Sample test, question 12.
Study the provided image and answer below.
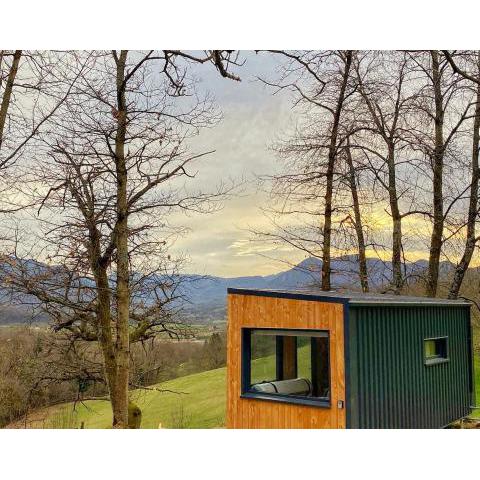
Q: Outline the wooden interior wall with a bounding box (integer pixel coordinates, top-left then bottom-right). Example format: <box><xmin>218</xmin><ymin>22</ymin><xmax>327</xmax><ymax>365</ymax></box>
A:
<box><xmin>226</xmin><ymin>293</ymin><xmax>346</xmax><ymax>429</ymax></box>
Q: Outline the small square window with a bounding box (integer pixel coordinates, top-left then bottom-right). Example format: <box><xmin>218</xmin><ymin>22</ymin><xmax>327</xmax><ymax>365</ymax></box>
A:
<box><xmin>424</xmin><ymin>337</ymin><xmax>448</xmax><ymax>365</ymax></box>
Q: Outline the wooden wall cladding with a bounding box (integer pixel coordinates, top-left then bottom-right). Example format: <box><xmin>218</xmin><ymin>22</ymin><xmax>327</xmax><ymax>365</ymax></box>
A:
<box><xmin>226</xmin><ymin>293</ymin><xmax>346</xmax><ymax>429</ymax></box>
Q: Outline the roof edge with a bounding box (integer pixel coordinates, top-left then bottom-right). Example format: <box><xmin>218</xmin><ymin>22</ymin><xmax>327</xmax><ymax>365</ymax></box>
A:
<box><xmin>227</xmin><ymin>288</ymin><xmax>348</xmax><ymax>304</ymax></box>
<box><xmin>227</xmin><ymin>287</ymin><xmax>471</xmax><ymax>307</ymax></box>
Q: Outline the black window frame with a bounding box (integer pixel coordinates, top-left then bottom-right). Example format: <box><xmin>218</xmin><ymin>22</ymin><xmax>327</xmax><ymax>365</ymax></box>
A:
<box><xmin>241</xmin><ymin>327</ymin><xmax>331</xmax><ymax>408</ymax></box>
<box><xmin>424</xmin><ymin>336</ymin><xmax>449</xmax><ymax>366</ymax></box>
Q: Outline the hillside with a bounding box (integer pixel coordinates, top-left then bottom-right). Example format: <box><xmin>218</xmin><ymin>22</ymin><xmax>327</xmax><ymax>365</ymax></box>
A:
<box><xmin>13</xmin><ymin>367</ymin><xmax>227</xmax><ymax>429</ymax></box>
<box><xmin>12</xmin><ymin>349</ymin><xmax>304</xmax><ymax>428</ymax></box>
<box><xmin>11</xmin><ymin>353</ymin><xmax>479</xmax><ymax>428</ymax></box>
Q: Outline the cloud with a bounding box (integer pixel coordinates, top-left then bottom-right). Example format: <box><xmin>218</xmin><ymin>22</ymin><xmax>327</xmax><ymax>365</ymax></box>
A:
<box><xmin>167</xmin><ymin>53</ymin><xmax>299</xmax><ymax>276</ymax></box>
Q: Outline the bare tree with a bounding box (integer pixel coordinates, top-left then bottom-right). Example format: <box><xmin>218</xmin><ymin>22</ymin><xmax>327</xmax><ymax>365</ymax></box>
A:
<box><xmin>1</xmin><ymin>50</ymin><xmax>237</xmax><ymax>428</ymax></box>
<box><xmin>352</xmin><ymin>51</ymin><xmax>420</xmax><ymax>293</ymax></box>
<box><xmin>0</xmin><ymin>50</ymin><xmax>27</xmax><ymax>216</ymax></box>
<box><xmin>447</xmin><ymin>52</ymin><xmax>480</xmax><ymax>298</ymax></box>
<box><xmin>427</xmin><ymin>51</ymin><xmax>447</xmax><ymax>297</ymax></box>
<box><xmin>406</xmin><ymin>51</ymin><xmax>474</xmax><ymax>297</ymax></box>
<box><xmin>257</xmin><ymin>50</ymin><xmax>355</xmax><ymax>290</ymax></box>
<box><xmin>256</xmin><ymin>50</ymin><xmax>480</xmax><ymax>298</ymax></box>
<box><xmin>0</xmin><ymin>51</ymin><xmax>82</xmax><ymax>217</ymax></box>
<box><xmin>0</xmin><ymin>50</ymin><xmax>22</xmax><ymax>152</ymax></box>
<box><xmin>344</xmin><ymin>137</ymin><xmax>369</xmax><ymax>292</ymax></box>
<box><xmin>318</xmin><ymin>51</ymin><xmax>353</xmax><ymax>290</ymax></box>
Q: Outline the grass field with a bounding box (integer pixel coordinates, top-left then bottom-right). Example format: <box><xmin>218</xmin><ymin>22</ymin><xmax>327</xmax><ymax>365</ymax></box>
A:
<box><xmin>14</xmin><ymin>352</ymin><xmax>480</xmax><ymax>428</ymax></box>
<box><xmin>472</xmin><ymin>355</ymin><xmax>480</xmax><ymax>418</ymax></box>
<box><xmin>19</xmin><ymin>349</ymin><xmax>292</xmax><ymax>428</ymax></box>
<box><xmin>19</xmin><ymin>367</ymin><xmax>227</xmax><ymax>429</ymax></box>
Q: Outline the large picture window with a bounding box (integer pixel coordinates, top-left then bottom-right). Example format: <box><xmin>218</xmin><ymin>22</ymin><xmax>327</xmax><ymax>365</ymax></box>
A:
<box><xmin>242</xmin><ymin>328</ymin><xmax>330</xmax><ymax>406</ymax></box>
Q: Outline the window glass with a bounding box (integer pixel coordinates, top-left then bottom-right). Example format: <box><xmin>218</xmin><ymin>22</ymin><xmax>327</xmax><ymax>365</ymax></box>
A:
<box><xmin>425</xmin><ymin>339</ymin><xmax>438</xmax><ymax>358</ymax></box>
<box><xmin>250</xmin><ymin>332</ymin><xmax>276</xmax><ymax>384</ymax></box>
<box><xmin>297</xmin><ymin>336</ymin><xmax>312</xmax><ymax>381</ymax></box>
<box><xmin>245</xmin><ymin>329</ymin><xmax>330</xmax><ymax>401</ymax></box>
<box><xmin>424</xmin><ymin>337</ymin><xmax>448</xmax><ymax>364</ymax></box>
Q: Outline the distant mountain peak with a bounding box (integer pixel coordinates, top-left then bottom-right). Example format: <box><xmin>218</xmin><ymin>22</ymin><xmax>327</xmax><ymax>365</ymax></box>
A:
<box><xmin>295</xmin><ymin>257</ymin><xmax>322</xmax><ymax>271</ymax></box>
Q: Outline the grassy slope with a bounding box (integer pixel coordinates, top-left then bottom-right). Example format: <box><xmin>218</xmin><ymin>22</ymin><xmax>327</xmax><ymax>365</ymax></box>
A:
<box><xmin>25</xmin><ymin>350</ymin><xmax>291</xmax><ymax>429</ymax></box>
<box><xmin>19</xmin><ymin>352</ymin><xmax>480</xmax><ymax>428</ymax></box>
<box><xmin>27</xmin><ymin>367</ymin><xmax>227</xmax><ymax>429</ymax></box>
<box><xmin>472</xmin><ymin>355</ymin><xmax>480</xmax><ymax>418</ymax></box>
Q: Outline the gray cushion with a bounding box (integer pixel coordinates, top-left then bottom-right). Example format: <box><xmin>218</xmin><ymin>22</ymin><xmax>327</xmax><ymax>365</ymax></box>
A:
<box><xmin>251</xmin><ymin>377</ymin><xmax>312</xmax><ymax>396</ymax></box>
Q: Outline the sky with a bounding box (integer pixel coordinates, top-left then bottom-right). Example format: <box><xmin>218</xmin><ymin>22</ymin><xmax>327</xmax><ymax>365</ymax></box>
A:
<box><xmin>167</xmin><ymin>52</ymin><xmax>476</xmax><ymax>279</ymax></box>
<box><xmin>169</xmin><ymin>52</ymin><xmax>305</xmax><ymax>277</ymax></box>
<box><xmin>1</xmin><ymin>51</ymin><xmax>300</xmax><ymax>278</ymax></box>
<box><xmin>3</xmin><ymin>51</ymin><xmax>468</xmax><ymax>279</ymax></box>
<box><xmin>166</xmin><ymin>53</ymin><xmax>440</xmax><ymax>278</ymax></box>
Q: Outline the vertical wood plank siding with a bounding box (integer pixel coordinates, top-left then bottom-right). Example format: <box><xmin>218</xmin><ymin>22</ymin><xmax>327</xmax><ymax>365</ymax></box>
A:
<box><xmin>347</xmin><ymin>305</ymin><xmax>471</xmax><ymax>428</ymax></box>
<box><xmin>226</xmin><ymin>293</ymin><xmax>346</xmax><ymax>428</ymax></box>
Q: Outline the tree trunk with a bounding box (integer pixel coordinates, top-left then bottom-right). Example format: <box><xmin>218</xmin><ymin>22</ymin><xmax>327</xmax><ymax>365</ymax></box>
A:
<box><xmin>426</xmin><ymin>51</ymin><xmax>445</xmax><ymax>297</ymax></box>
<box><xmin>321</xmin><ymin>51</ymin><xmax>352</xmax><ymax>291</ymax></box>
<box><xmin>387</xmin><ymin>142</ymin><xmax>404</xmax><ymax>294</ymax></box>
<box><xmin>94</xmin><ymin>262</ymin><xmax>118</xmax><ymax>413</ymax></box>
<box><xmin>346</xmin><ymin>140</ymin><xmax>369</xmax><ymax>292</ymax></box>
<box><xmin>86</xmin><ymin>218</ymin><xmax>119</xmax><ymax>425</ymax></box>
<box><xmin>448</xmin><ymin>61</ymin><xmax>480</xmax><ymax>299</ymax></box>
<box><xmin>113</xmin><ymin>50</ymin><xmax>130</xmax><ymax>428</ymax></box>
<box><xmin>0</xmin><ymin>50</ymin><xmax>22</xmax><ymax>150</ymax></box>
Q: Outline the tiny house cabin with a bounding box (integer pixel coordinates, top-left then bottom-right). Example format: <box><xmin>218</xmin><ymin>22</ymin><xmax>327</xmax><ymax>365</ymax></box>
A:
<box><xmin>226</xmin><ymin>288</ymin><xmax>475</xmax><ymax>429</ymax></box>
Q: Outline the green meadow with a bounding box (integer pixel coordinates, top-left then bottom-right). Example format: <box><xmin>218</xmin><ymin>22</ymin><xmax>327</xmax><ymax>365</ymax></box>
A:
<box><xmin>21</xmin><ymin>352</ymin><xmax>479</xmax><ymax>428</ymax></box>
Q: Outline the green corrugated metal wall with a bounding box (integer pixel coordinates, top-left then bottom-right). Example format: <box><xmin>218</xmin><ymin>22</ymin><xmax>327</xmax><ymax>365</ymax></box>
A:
<box><xmin>346</xmin><ymin>305</ymin><xmax>472</xmax><ymax>428</ymax></box>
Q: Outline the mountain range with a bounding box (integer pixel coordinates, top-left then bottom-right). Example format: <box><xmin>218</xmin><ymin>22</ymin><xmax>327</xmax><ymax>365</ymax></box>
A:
<box><xmin>0</xmin><ymin>255</ymin><xmax>455</xmax><ymax>325</ymax></box>
<box><xmin>174</xmin><ymin>255</ymin><xmax>455</xmax><ymax>322</ymax></box>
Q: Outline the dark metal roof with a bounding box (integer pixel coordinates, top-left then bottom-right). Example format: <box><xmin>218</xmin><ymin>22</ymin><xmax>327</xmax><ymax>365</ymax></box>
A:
<box><xmin>227</xmin><ymin>287</ymin><xmax>471</xmax><ymax>307</ymax></box>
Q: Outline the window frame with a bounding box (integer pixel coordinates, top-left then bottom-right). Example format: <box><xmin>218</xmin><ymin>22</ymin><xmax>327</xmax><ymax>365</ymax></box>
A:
<box><xmin>424</xmin><ymin>336</ymin><xmax>449</xmax><ymax>366</ymax></box>
<box><xmin>241</xmin><ymin>327</ymin><xmax>331</xmax><ymax>408</ymax></box>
